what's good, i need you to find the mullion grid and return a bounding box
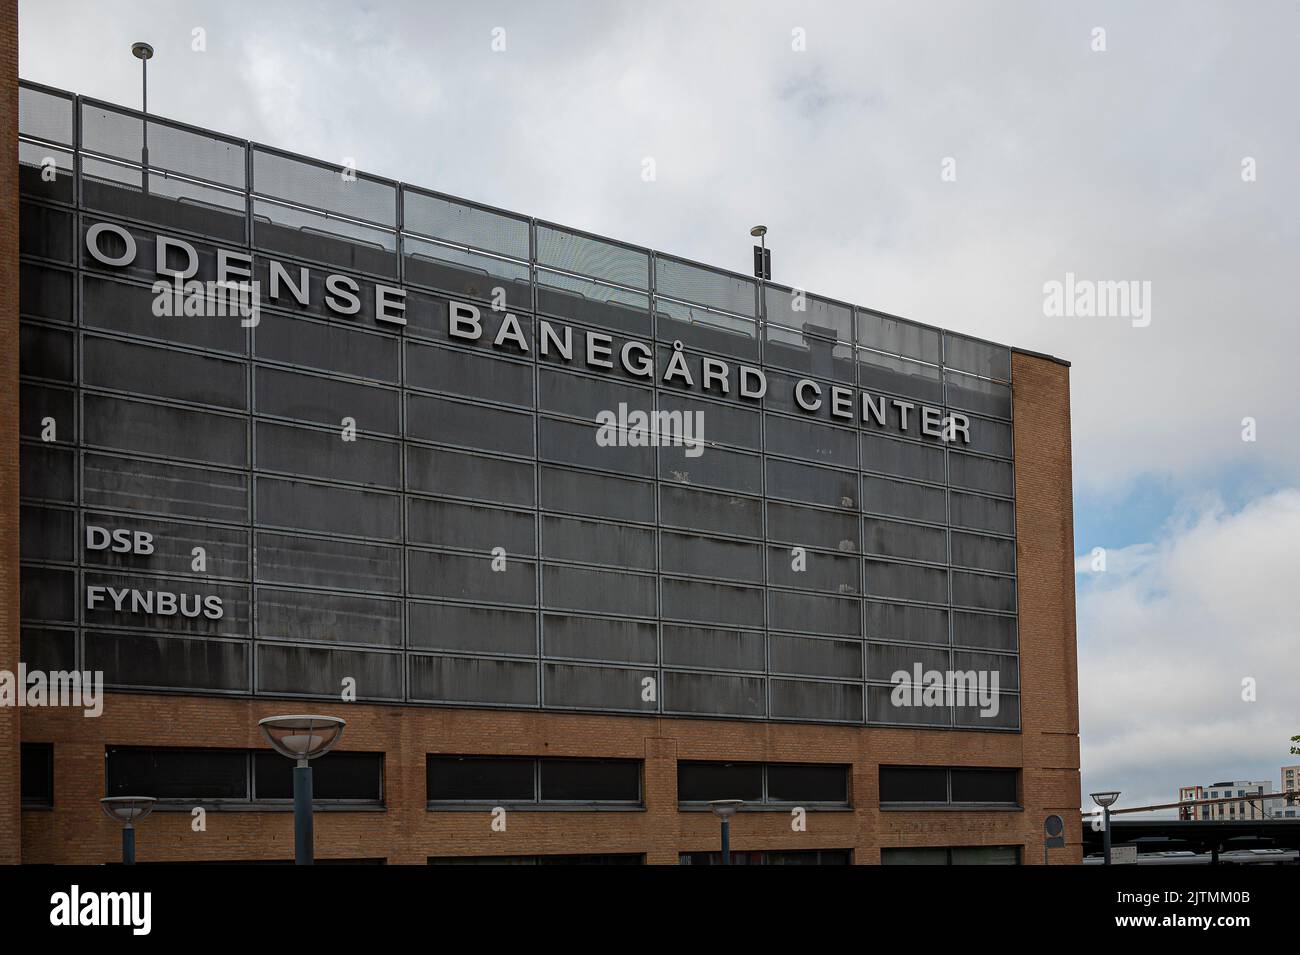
[34,83,1018,727]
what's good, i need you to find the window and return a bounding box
[677,761,849,807]
[104,747,384,805]
[680,849,851,865]
[430,853,643,865]
[252,751,384,802]
[880,766,1019,807]
[426,755,642,806]
[21,743,54,808]
[882,845,1020,865]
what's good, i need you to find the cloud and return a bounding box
[1078,489,1300,811]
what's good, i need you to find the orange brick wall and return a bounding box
[22,692,1071,865]
[0,0,21,866]
[1011,351,1082,863]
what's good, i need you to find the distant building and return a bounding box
[1281,765,1300,798]
[1178,775,1300,821]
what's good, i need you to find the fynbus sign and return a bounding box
[85,221,972,444]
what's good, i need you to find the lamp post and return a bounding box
[130,42,153,193]
[1090,790,1121,865]
[100,796,156,865]
[708,799,744,865]
[259,715,346,865]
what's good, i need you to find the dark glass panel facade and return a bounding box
[15,81,1020,731]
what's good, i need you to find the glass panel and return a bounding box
[89,632,249,692]
[542,613,657,664]
[543,663,657,711]
[408,603,537,656]
[677,761,763,802]
[256,588,402,647]
[20,85,74,145]
[660,626,765,672]
[539,759,641,802]
[537,224,649,289]
[766,764,849,803]
[427,756,534,801]
[410,655,538,705]
[856,311,941,363]
[769,678,862,722]
[950,768,1018,804]
[253,148,394,225]
[106,747,248,799]
[769,635,862,680]
[254,199,397,277]
[943,333,1011,382]
[655,257,755,316]
[879,766,947,803]
[403,190,529,260]
[256,643,402,700]
[663,671,766,717]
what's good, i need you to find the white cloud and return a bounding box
[1079,489,1300,811]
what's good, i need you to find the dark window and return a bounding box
[21,743,54,808]
[106,747,249,800]
[882,845,1020,865]
[676,761,763,803]
[766,763,849,804]
[430,853,643,865]
[680,849,851,865]
[950,768,1018,805]
[426,755,643,805]
[677,761,847,806]
[426,756,534,802]
[252,751,384,801]
[879,766,948,803]
[880,766,1020,807]
[104,747,383,804]
[538,759,640,802]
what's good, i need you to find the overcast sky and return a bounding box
[18,0,1300,812]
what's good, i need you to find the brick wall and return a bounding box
[1011,351,1082,863]
[0,0,21,866]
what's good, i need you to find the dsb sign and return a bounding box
[85,525,154,556]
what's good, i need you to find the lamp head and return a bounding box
[131,42,154,61]
[708,798,744,819]
[1090,790,1121,809]
[749,225,767,238]
[100,796,156,826]
[259,715,346,765]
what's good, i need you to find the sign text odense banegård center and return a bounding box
[85,221,972,444]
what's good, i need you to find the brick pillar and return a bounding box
[642,736,679,864]
[0,0,22,865]
[1012,352,1082,863]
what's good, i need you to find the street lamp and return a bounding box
[708,799,744,865]
[100,796,156,865]
[259,715,346,865]
[1090,790,1121,865]
[130,42,153,192]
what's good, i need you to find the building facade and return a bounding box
[5,52,1081,864]
[1179,775,1300,822]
